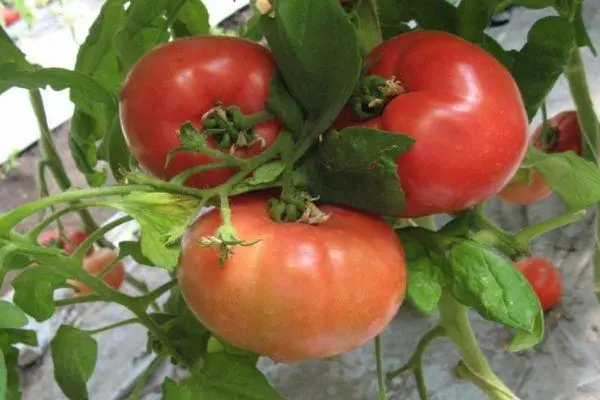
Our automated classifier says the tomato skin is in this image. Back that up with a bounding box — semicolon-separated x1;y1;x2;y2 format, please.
120;36;282;188
178;195;407;362
498;110;582;204
3;8;20;26
337;31;528;217
531;110;582;154
514;257;562;311
38;228;92;255
70;249;125;296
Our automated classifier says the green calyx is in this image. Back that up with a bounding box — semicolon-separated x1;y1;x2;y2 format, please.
268;194;331;224
201;106;272;150
351;75;405;119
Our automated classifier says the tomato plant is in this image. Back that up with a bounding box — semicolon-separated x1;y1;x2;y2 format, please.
335;30;528;217
515;257;562;311
0;0;598;399
499;110;584;205
68;248;125;296
120;36;283;188
178;194;406;362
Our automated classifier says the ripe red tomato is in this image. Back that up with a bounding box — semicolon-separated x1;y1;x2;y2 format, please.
70;249;125;296
3;8;20;27
38;227;92;255
514;257;562;311
178;195;407;362
335;31;528;217
120;36;282;188
499;110;582;204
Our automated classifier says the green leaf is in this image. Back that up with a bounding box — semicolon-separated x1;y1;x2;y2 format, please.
0;329;38;347
267;73;304;135
508;310;544;352
525;148;600;210
114;0;171;72
511;16;575;120
0;64;115;104
98;192;199;269
456;0;504;43
509;0;556;8
480;34;517;70
12;267;65;322
0;27;27;67
168;0;210;38
0;346;21;400
397;0;457;32
0;348;5;400
118;241;157;267
573;4;597;56
260;0;361;133
69;0;126;186
448;241;542;334
397;228;444;315
376;0;412;40
304;127;414;215
175;353;282;400
245;162;285;187
104;115;131;182
0;302;27;329
51;326;98;400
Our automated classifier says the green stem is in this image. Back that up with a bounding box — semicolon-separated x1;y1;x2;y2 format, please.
170;162;229;185
455;361;518;400
54;294;105;307
563;44;600;302
374;336;388;400
72;215;133;260
87;318;140;335
139;279;177;306
386;326;446;380
514;209;586;248
29;89;104;237
355;0;382;56
438;293;517;400
126;356;163;400
0;185;153;232
564;46;600;162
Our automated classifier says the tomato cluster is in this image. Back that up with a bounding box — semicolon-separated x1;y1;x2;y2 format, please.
120;32;530;361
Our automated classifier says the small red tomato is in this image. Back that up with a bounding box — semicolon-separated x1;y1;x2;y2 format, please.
3;8;20;27
69;249;125;296
38;228;92;255
514;257;562;311
499;110;582;205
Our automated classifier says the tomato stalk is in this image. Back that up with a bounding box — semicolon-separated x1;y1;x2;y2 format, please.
86;317;140;335
563;44;600;301
28;89;106;242
438;293;518;400
386;326;446;399
71;215;133;260
513;209;586;248
374;335;388;400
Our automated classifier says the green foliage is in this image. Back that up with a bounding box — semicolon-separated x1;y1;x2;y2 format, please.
0;302;27;329
12;267;66;322
260;0;361;135
511;16;575;120
51;326;98;400
525;148;600;210
303;127;414;216
97;192;200;269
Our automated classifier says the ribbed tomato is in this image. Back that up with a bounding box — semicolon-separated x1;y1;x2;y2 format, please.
178;195;406;362
120;36;282;188
336;31;528;217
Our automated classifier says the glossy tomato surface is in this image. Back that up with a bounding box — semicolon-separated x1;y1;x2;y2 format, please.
71;249;125;296
120;36;282;188
337;31;528;217
178;195;407;362
499;110;582;204
515;257;562;311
